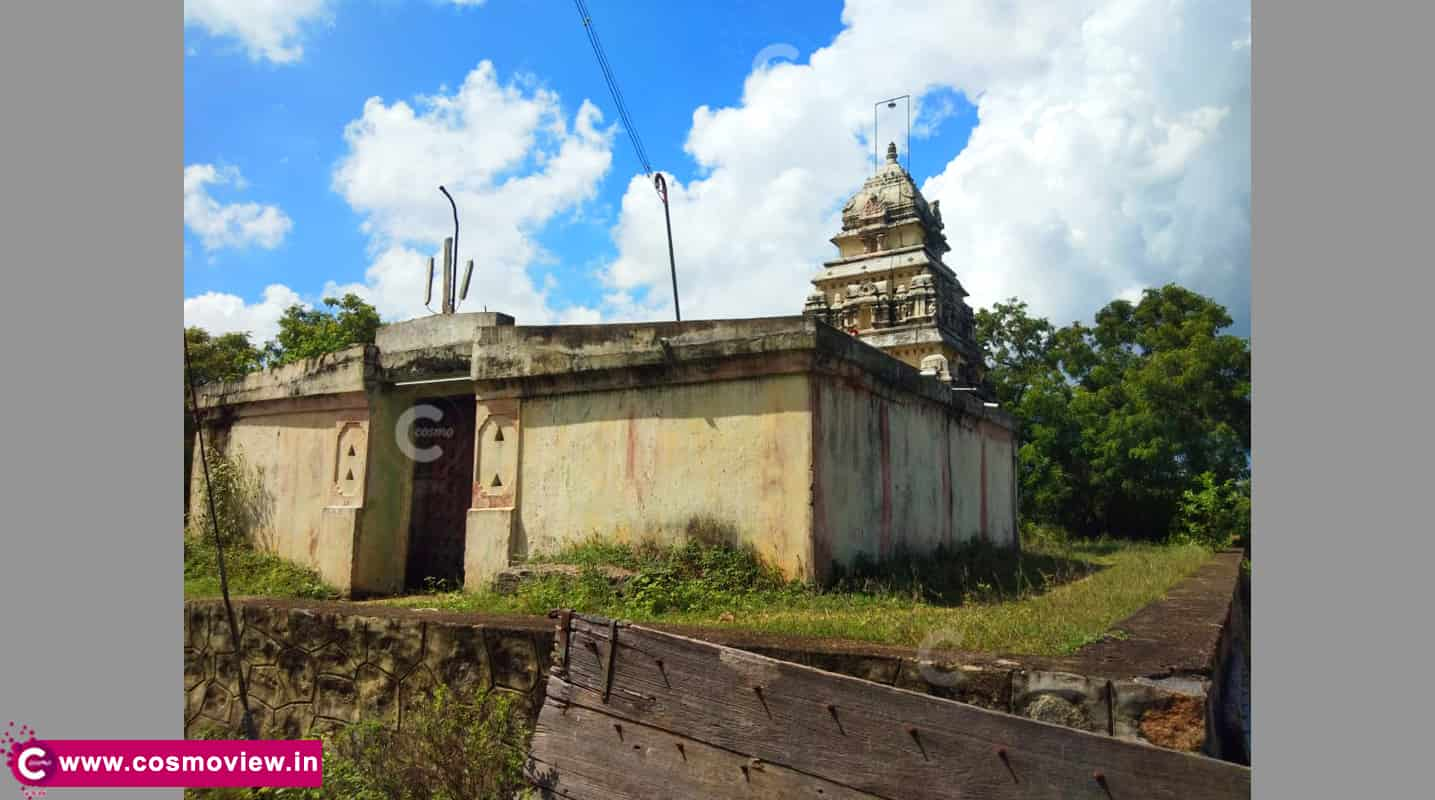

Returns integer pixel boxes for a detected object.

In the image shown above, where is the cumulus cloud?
[601,0,1251,331]
[184,163,293,251]
[183,284,304,343]
[183,0,333,65]
[184,61,610,336]
[327,61,613,323]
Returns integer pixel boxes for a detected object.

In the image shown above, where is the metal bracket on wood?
[600,618,619,703]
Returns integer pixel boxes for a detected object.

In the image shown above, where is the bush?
[184,445,336,600]
[187,445,267,548]
[186,685,533,800]
[527,537,799,616]
[1170,472,1250,549]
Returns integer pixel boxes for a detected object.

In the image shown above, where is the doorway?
[405,394,476,591]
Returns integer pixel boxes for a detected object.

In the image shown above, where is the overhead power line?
[571,0,682,321]
[573,0,653,179]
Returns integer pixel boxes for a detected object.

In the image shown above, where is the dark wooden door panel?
[406,394,475,590]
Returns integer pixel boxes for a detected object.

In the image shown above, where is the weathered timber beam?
[537,613,1249,800]
[528,693,882,799]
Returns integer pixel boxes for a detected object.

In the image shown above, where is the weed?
[385,535,1212,656]
[183,446,337,600]
[185,685,531,800]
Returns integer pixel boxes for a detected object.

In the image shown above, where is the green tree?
[184,326,262,386]
[1171,472,1251,549]
[263,294,381,366]
[184,327,263,518]
[975,299,1056,406]
[982,284,1251,540]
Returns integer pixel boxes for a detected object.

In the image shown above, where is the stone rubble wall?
[183,600,552,738]
[184,599,1204,752]
[1203,548,1251,764]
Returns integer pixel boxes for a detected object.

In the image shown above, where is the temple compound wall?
[189,313,1018,597]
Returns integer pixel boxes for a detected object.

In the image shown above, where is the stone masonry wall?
[184,597,1214,754]
[183,600,552,738]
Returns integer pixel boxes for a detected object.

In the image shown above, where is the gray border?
[1256,2,1434,797]
[0,1,181,797]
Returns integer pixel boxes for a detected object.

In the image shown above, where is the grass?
[383,528,1213,656]
[186,685,534,800]
[184,534,338,600]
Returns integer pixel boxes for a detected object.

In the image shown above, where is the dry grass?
[384,532,1212,656]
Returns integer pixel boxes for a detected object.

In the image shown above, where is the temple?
[803,142,984,387]
[186,144,1020,598]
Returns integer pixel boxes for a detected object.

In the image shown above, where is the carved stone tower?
[803,142,983,385]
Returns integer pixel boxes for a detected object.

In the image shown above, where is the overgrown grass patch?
[384,530,1213,656]
[185,685,533,800]
[184,534,338,600]
[183,443,338,601]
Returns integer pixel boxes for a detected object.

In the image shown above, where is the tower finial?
[886,141,899,164]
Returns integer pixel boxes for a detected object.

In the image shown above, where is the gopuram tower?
[803,142,984,387]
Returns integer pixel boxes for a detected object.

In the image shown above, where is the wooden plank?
[546,614,1249,800]
[527,692,882,799]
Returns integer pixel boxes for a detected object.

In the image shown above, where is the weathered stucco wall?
[193,397,369,581]
[811,372,1020,573]
[349,385,428,596]
[975,419,1018,548]
[516,373,815,576]
[812,374,953,569]
[190,347,378,594]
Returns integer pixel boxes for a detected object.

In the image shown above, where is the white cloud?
[183,284,304,344]
[600,0,1251,331]
[183,0,332,65]
[183,61,610,337]
[328,61,613,324]
[184,163,294,252]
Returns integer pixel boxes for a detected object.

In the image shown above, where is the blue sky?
[184,0,1250,344]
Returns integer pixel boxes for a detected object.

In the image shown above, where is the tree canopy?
[978,284,1251,540]
[184,293,381,384]
[263,293,381,367]
[183,326,263,387]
